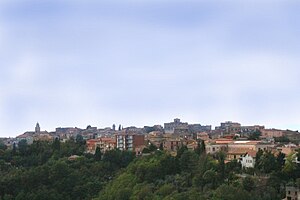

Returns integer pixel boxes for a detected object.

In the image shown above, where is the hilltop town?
[1,118,300,167]
[1,118,300,199]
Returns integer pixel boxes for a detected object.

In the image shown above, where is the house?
[86,137,116,154]
[16,134,33,145]
[285,186,300,200]
[241,150,256,168]
[197,132,210,141]
[163,138,183,152]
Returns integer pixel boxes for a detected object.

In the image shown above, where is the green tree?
[18,139,28,156]
[248,130,261,140]
[213,184,250,200]
[0,141,7,151]
[52,138,60,151]
[75,134,84,144]
[94,147,102,161]
[176,145,188,159]
[256,151,277,173]
[242,176,255,192]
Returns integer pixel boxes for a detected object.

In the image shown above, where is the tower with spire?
[35,122,40,134]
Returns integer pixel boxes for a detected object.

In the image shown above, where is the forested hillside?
[0,139,135,200]
[1,139,300,200]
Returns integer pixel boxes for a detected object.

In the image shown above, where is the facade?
[284,130,300,143]
[197,132,210,141]
[241,151,256,168]
[286,186,300,200]
[56,127,81,139]
[216,121,241,133]
[261,129,284,138]
[216,121,264,136]
[16,134,34,145]
[116,134,145,151]
[206,143,228,154]
[163,139,183,151]
[188,124,212,133]
[164,118,188,134]
[86,137,116,154]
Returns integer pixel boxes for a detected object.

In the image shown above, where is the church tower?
[35,122,41,134]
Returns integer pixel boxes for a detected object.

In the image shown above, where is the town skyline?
[1,117,299,138]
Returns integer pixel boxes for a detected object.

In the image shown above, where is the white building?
[241,151,256,168]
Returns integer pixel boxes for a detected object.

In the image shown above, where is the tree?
[255,149,264,169]
[148,143,157,152]
[213,184,250,200]
[52,138,60,151]
[248,130,261,140]
[216,151,226,180]
[75,134,84,144]
[274,136,290,143]
[12,143,16,155]
[118,125,122,131]
[276,152,285,170]
[176,145,188,159]
[94,147,102,161]
[18,139,28,155]
[242,176,255,192]
[283,153,297,177]
[0,142,7,151]
[195,140,206,155]
[256,151,277,173]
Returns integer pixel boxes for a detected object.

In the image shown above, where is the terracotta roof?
[227,149,249,155]
[100,138,115,142]
[246,150,257,157]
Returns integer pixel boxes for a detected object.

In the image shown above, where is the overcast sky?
[0,0,300,137]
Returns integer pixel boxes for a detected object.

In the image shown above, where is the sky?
[0,0,300,137]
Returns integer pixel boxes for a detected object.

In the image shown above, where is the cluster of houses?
[1,119,300,170]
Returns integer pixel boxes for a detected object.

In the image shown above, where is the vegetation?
[96,144,295,200]
[1,139,300,200]
[0,139,134,200]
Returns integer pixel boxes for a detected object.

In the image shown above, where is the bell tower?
[35,122,41,134]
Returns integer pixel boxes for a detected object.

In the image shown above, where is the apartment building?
[116,134,145,151]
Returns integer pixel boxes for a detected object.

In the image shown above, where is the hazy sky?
[0,0,300,137]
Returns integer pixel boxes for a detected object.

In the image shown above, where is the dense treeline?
[0,139,135,200]
[97,145,300,200]
[1,138,300,200]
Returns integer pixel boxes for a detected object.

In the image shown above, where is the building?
[86,137,116,154]
[164,118,188,134]
[163,139,183,152]
[116,134,145,151]
[261,129,284,138]
[16,134,33,145]
[16,123,50,144]
[55,127,81,139]
[241,151,256,168]
[197,132,210,141]
[216,121,241,133]
[188,124,211,133]
[206,143,228,154]
[216,121,264,136]
[285,186,300,200]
